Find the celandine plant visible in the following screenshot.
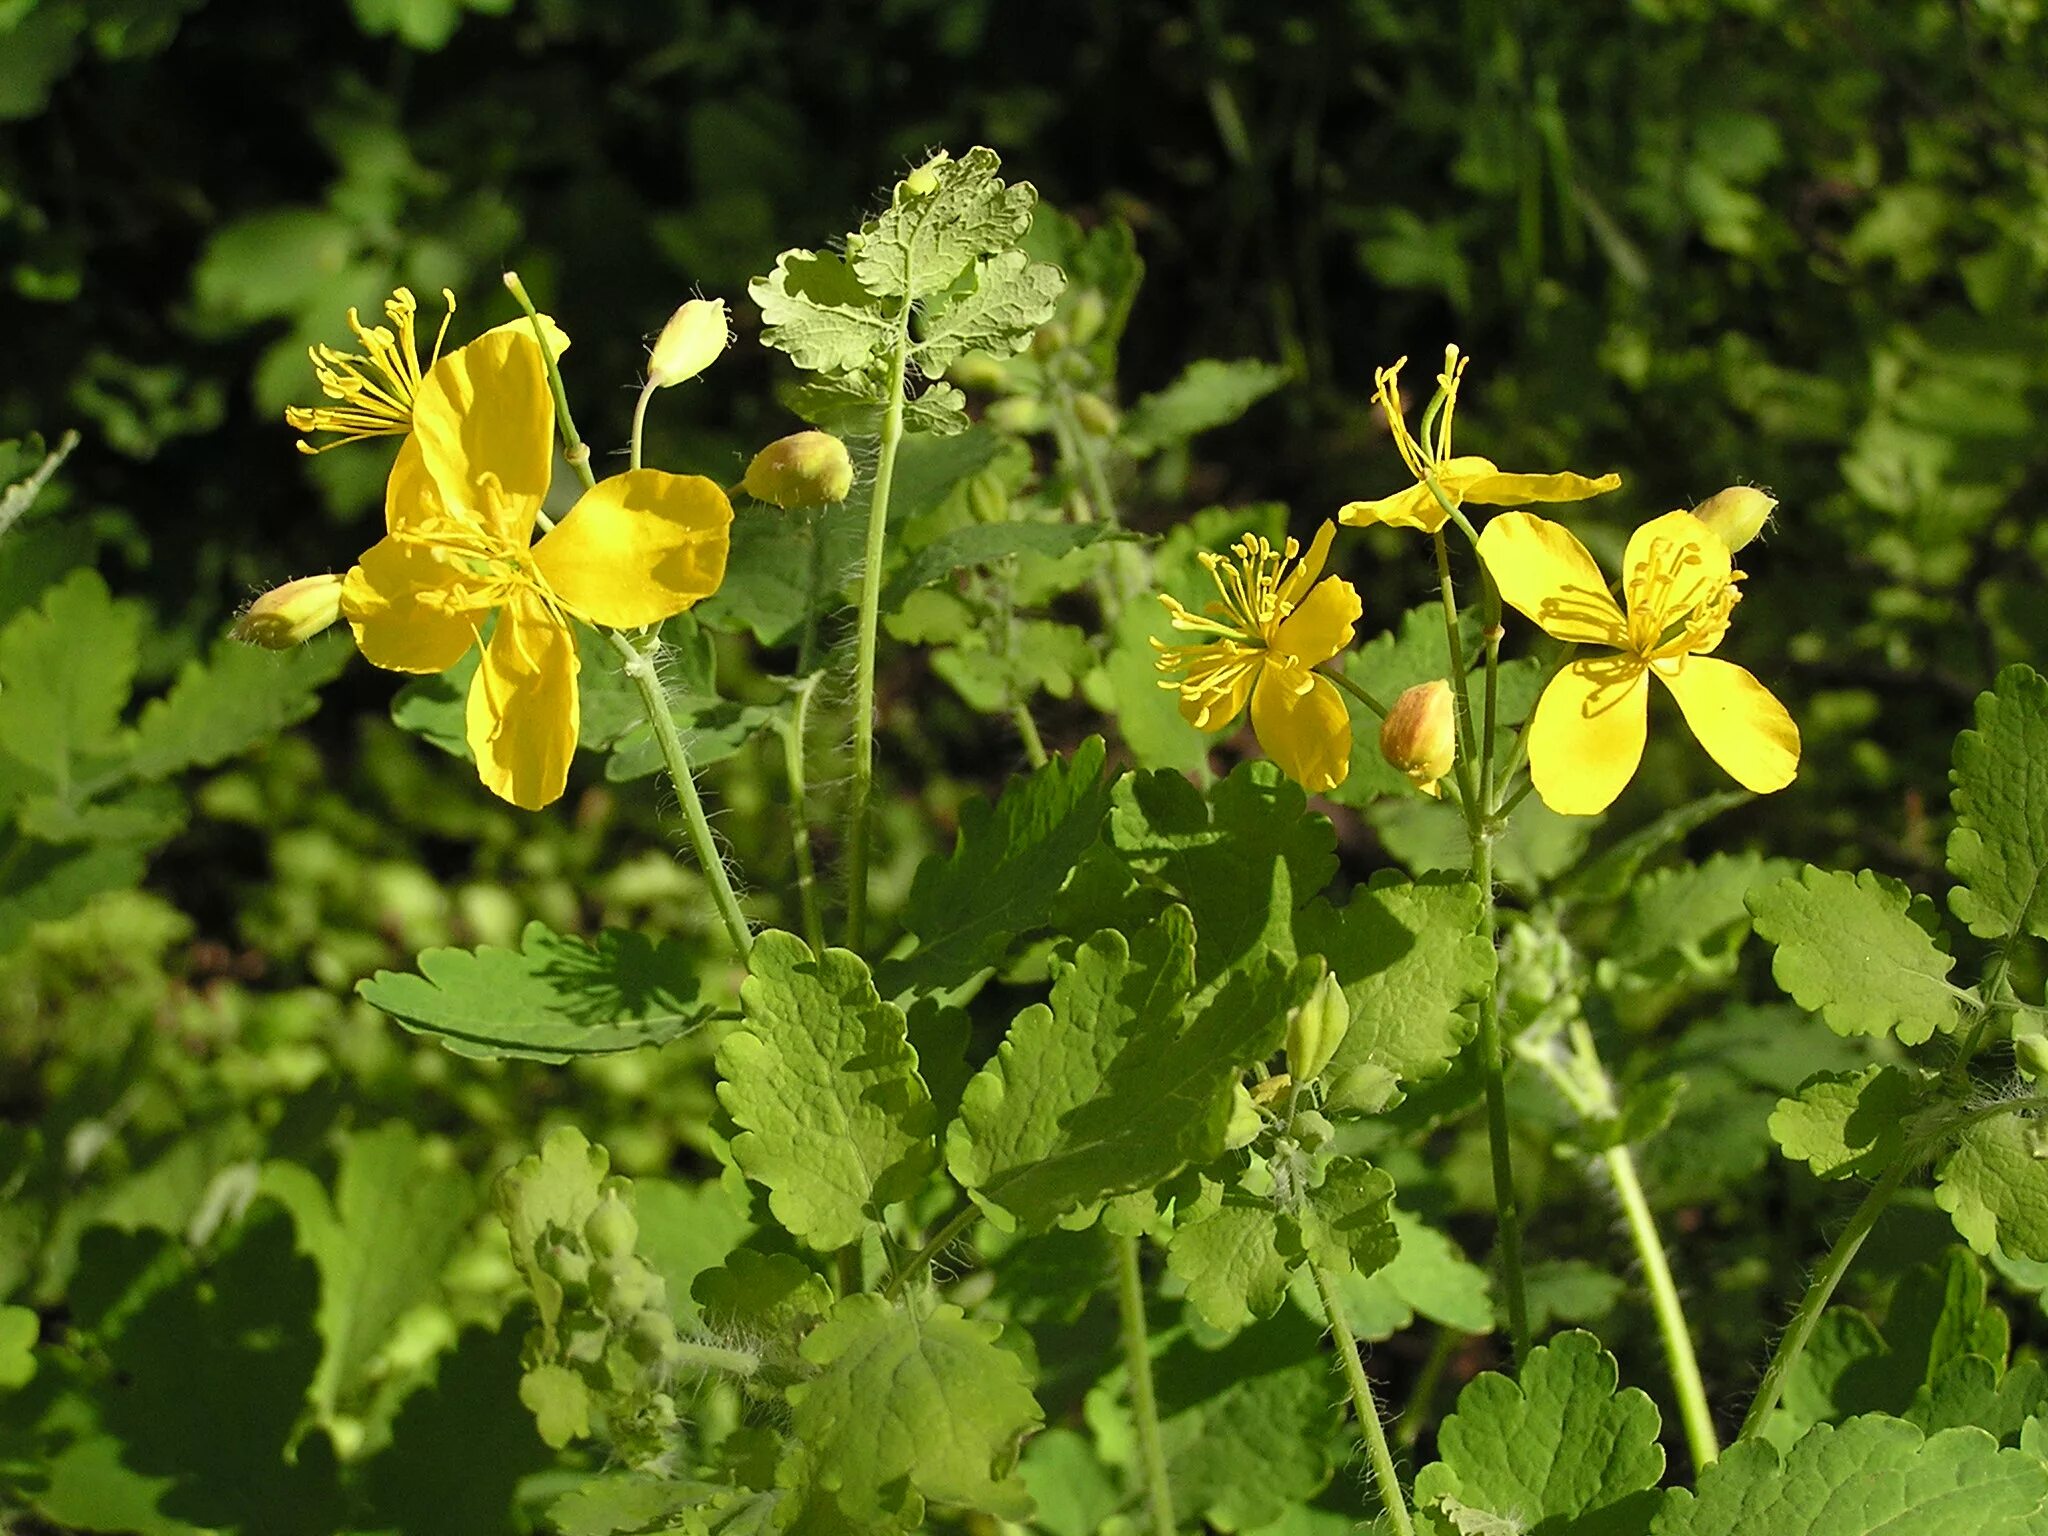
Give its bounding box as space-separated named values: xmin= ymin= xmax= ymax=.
xmin=216 ymin=150 xmax=2048 ymax=1534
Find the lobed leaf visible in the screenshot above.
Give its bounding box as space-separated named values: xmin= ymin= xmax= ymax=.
xmin=912 ymin=248 xmax=1065 ymax=374
xmin=1748 ymin=866 xmax=1960 ymax=1045
xmin=1935 ymin=1111 xmax=2048 ymax=1263
xmin=1770 ymin=1065 xmax=1923 ymax=1181
xmin=719 ymin=932 xmax=936 ymax=1251
xmin=853 ymin=146 xmax=1036 ymax=299
xmin=358 ymin=921 xmax=711 ymax=1062
xmin=1948 ymin=664 xmax=2048 ymax=942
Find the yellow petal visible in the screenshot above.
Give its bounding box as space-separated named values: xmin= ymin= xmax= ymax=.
xmin=1622 ymin=510 xmax=1731 ymax=627
xmin=535 ymin=470 xmax=733 ymax=629
xmin=412 ymin=329 xmax=555 ymax=546
xmin=477 ymin=312 xmax=572 ymax=364
xmin=1276 ymin=521 xmax=1336 ymax=607
xmin=1271 ymin=576 xmax=1362 ymax=670
xmin=1477 ymin=512 xmax=1627 ymax=646
xmin=1657 ymin=656 xmax=1799 ymax=794
xmin=1170 ymin=642 xmax=1261 ymax=731
xmin=1337 ymin=481 xmax=1449 ymax=533
xmin=382 ymin=432 xmax=448 ymax=536
xmin=1527 ymin=657 xmax=1649 ymax=816
xmin=340 ymin=533 xmax=486 ymax=674
xmin=1461 ymin=467 xmax=1622 ymax=507
xmin=1250 ymin=662 xmax=1352 ymax=793
xmin=465 ymin=593 xmax=580 ymax=810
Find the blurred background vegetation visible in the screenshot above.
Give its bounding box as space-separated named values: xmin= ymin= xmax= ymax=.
xmin=4 ymin=0 xmax=2048 ymax=1528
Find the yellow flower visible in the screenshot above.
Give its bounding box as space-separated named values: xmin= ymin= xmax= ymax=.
xmin=1153 ymin=522 xmax=1361 ymax=793
xmin=1477 ymin=509 xmax=1799 ymax=816
xmin=285 ymin=286 xmax=569 ymax=454
xmin=1340 ymin=347 xmax=1622 ymax=533
xmin=341 ymin=327 xmax=732 ymax=810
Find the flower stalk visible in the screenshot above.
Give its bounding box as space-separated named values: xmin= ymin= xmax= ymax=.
xmin=1312 ymin=1263 xmax=1414 ymax=1536
xmin=1113 ymin=1234 xmax=1178 ymax=1536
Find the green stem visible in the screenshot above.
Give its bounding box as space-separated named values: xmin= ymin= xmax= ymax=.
xmin=1430 ymin=531 xmax=1481 ymax=820
xmin=1311 ymin=1264 xmax=1414 ymax=1536
xmin=1013 ymin=702 xmax=1049 ymax=767
xmin=1324 ymin=664 xmax=1390 ymax=720
xmin=779 ymin=674 xmax=826 ymax=953
xmin=845 ymin=322 xmax=912 ymax=951
xmin=1395 ymin=1326 xmax=1461 ymax=1450
xmin=612 ymin=634 xmax=753 ymax=957
xmin=1471 ymin=829 xmax=1531 ymax=1361
xmin=504 ymin=272 xmax=595 ymax=492
xmin=1114 ymin=1234 xmax=1177 ymax=1536
xmin=674 ymin=1337 xmax=761 ymax=1379
xmin=629 ymin=379 xmax=656 ymax=471
xmin=1604 ymin=1143 xmax=1718 ymax=1467
xmin=1739 ymin=1157 xmax=1908 ymax=1440
xmin=882 ymin=1202 xmax=981 ymax=1303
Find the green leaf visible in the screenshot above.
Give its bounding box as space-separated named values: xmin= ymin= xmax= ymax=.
xmin=494 ymin=1125 xmax=613 ymax=1357
xmin=1296 ymin=873 xmax=1492 ymax=1103
xmin=521 ymin=1363 xmax=593 ymax=1451
xmin=882 ymin=519 xmax=1129 ymax=612
xmin=0 ymin=569 xmax=140 ymax=803
xmin=719 ymin=932 xmax=937 ymax=1251
xmin=1650 ymin=1416 xmax=2048 ymax=1535
xmin=1935 ymin=1111 xmax=2048 ymax=1263
xmin=1296 ymin=1157 xmax=1399 ymax=1278
xmin=1109 ymin=760 xmax=1336 ymax=984
xmin=1554 ymin=791 xmax=1752 ymax=906
xmin=357 ymin=921 xmax=713 ymax=1062
xmin=1413 ymin=1331 xmax=1666 ymax=1536
xmin=853 ymin=147 xmax=1037 ymax=300
xmin=790 ymin=1293 xmax=1042 ymax=1521
xmin=1771 ymin=1065 xmax=1923 ymax=1181
xmin=548 ymin=1475 xmax=746 ymax=1536
xmin=693 ymin=1248 xmax=833 ymax=1363
xmin=630 ymin=1176 xmax=754 ymax=1331
xmin=1018 ymin=1427 xmax=1121 ymax=1536
xmin=1523 ymin=1260 xmax=1625 ymax=1331
xmin=1948 ymin=665 xmax=2048 ymax=942
xmin=258 ymin=1121 xmax=474 ymax=1422
xmin=1749 ymin=867 xmax=1961 ymax=1045
xmin=912 ymin=249 xmax=1065 ymax=374
xmin=1308 ymin=1205 xmax=1494 ymax=1341
xmin=750 ymin=247 xmax=898 ymax=375
xmin=1908 ymin=1356 xmax=2048 ymax=1444
xmin=947 ymin=908 xmax=1310 ymax=1231
xmin=1167 ymin=1196 xmax=1297 ymax=1332
xmin=124 ymin=633 xmax=349 ymax=780
xmin=1119 ymin=359 xmax=1290 ymax=458
xmin=883 ymin=738 xmax=1112 ymax=995
xmin=0 ymin=1303 xmax=36 ymax=1389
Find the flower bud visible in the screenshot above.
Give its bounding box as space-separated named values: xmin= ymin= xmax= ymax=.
xmin=584 ymin=1193 xmax=638 ymax=1260
xmin=1067 ymin=289 xmax=1108 ymax=346
xmin=946 ymin=354 xmax=1010 ymax=392
xmin=1030 ymin=319 xmax=1071 ymax=359
xmin=1071 ymin=393 xmax=1119 ymax=437
xmin=986 ymin=396 xmax=1048 ymax=434
xmin=233 ymin=574 xmax=344 ymax=649
xmin=1692 ymin=486 xmax=1775 ymax=552
xmin=647 ymin=298 xmax=728 ymax=388
xmin=1380 ymin=680 xmax=1456 ymax=797
xmin=1284 ymin=972 xmax=1351 ymax=1088
xmin=1223 ymin=1081 xmax=1262 ymax=1150
xmin=743 ymin=430 xmax=854 ymax=508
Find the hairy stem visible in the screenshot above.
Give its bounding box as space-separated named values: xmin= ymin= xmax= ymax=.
xmin=674 ymin=1336 xmax=762 ymax=1380
xmin=1604 ymin=1143 xmax=1718 ymax=1467
xmin=779 ymin=674 xmax=826 ymax=953
xmin=629 ymin=379 xmax=655 ymax=472
xmin=1114 ymin=1234 xmax=1177 ymax=1536
xmin=845 ymin=324 xmax=912 ymax=951
xmin=1312 ymin=1264 xmax=1414 ymax=1536
xmin=882 ymin=1202 xmax=980 ymax=1303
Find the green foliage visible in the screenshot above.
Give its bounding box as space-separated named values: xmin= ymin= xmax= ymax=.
xmin=1936 ymin=1113 xmax=2048 ymax=1265
xmin=1749 ymin=868 xmax=1961 ymax=1045
xmin=358 ymin=922 xmax=715 ymax=1061
xmin=720 ymin=932 xmax=937 ymax=1250
xmin=1948 ymin=665 xmax=2048 ymax=942
xmin=1771 ymin=1066 xmax=1923 ymax=1182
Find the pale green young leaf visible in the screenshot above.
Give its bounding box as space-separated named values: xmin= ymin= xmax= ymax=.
xmin=1748 ymin=867 xmax=1960 ymax=1045
xmin=1296 ymin=1157 xmax=1398 ymax=1278
xmin=912 ymin=249 xmax=1066 ymax=374
xmin=1948 ymin=665 xmax=2048 ymax=941
xmin=905 ymin=379 xmax=970 ymax=434
xmin=1935 ymin=1112 xmax=2048 ymax=1262
xmin=521 ymin=1363 xmax=592 ymax=1450
xmin=357 ymin=921 xmax=712 ymax=1062
xmin=1166 ymin=1196 xmax=1298 ymax=1332
xmin=749 ymin=247 xmax=897 ymax=374
xmin=1413 ymin=1331 xmax=1666 ymax=1536
xmin=1295 ymin=873 xmax=1492 ymax=1101
xmin=852 ymin=147 xmax=1036 ymax=300
xmin=947 ymin=908 xmax=1311 ymax=1230
xmin=1306 ymin=1205 xmax=1494 ymax=1341
xmin=719 ymin=932 xmax=936 ymax=1252
xmin=790 ymin=1294 xmax=1042 ymax=1521
xmin=1770 ymin=1065 xmax=1924 ymax=1181
xmin=1650 ymin=1416 xmax=2048 ymax=1535
xmin=258 ymin=1121 xmax=474 ymax=1423
xmin=1119 ymin=358 xmax=1290 ymax=459
xmin=883 ymin=737 xmax=1112 ymax=995
xmin=124 ymin=632 xmax=349 ymax=779
xmin=0 ymin=568 xmax=140 ymax=801
xmin=1109 ymin=760 xmax=1337 ymax=983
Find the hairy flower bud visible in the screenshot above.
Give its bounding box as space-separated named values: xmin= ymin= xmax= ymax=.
xmin=1284 ymin=971 xmax=1351 ymax=1088
xmin=743 ymin=430 xmax=854 ymax=509
xmin=1692 ymin=485 xmax=1775 ymax=552
xmin=647 ymin=298 xmax=728 ymax=388
xmin=1380 ymin=680 xmax=1456 ymax=797
xmin=233 ymin=574 xmax=344 ymax=649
